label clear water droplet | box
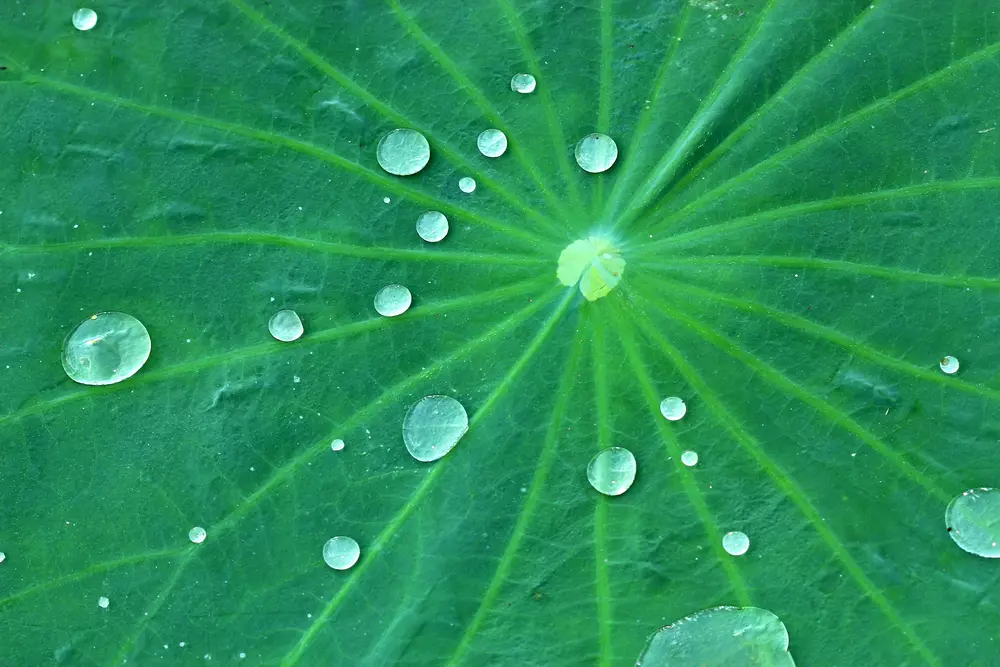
[188,526,207,544]
[946,487,1000,558]
[0,552,5,564]
[322,536,361,570]
[268,309,304,342]
[459,177,477,193]
[660,396,687,421]
[61,312,152,386]
[587,447,637,496]
[939,355,960,374]
[477,129,508,158]
[97,596,109,609]
[374,284,412,317]
[681,450,699,467]
[402,395,469,462]
[510,73,537,94]
[72,8,97,31]
[722,531,750,556]
[331,438,345,452]
[376,129,430,176]
[574,133,618,173]
[416,211,449,243]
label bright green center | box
[557,237,625,301]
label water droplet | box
[416,211,449,243]
[97,596,110,608]
[188,526,207,544]
[402,395,469,462]
[556,237,625,301]
[477,129,508,158]
[72,8,97,31]
[939,355,960,374]
[331,438,345,452]
[722,531,750,556]
[946,487,1000,558]
[510,73,537,94]
[322,536,361,570]
[681,450,699,467]
[459,177,477,193]
[376,129,430,176]
[61,312,152,386]
[0,552,6,564]
[268,309,304,342]
[587,447,637,496]
[574,133,618,173]
[659,396,687,421]
[374,284,412,317]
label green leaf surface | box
[1,0,998,665]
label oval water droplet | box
[681,450,699,467]
[722,531,750,556]
[323,536,361,570]
[0,552,5,564]
[939,355,960,374]
[459,177,476,193]
[510,73,537,94]
[574,133,618,173]
[376,129,430,176]
[374,284,412,317]
[477,129,508,158]
[268,309,304,342]
[587,447,637,496]
[188,526,207,544]
[660,396,687,421]
[416,211,449,243]
[402,395,469,462]
[946,487,1000,558]
[331,438,345,452]
[97,596,110,609]
[72,8,98,31]
[61,312,152,386]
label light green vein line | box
[1,232,549,266]
[629,313,944,667]
[610,302,753,606]
[280,288,575,666]
[224,0,557,231]
[443,319,584,667]
[385,0,574,229]
[632,178,1000,253]
[589,310,614,667]
[18,74,545,248]
[594,0,613,212]
[0,275,552,427]
[644,38,1000,235]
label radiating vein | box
[594,0,614,211]
[589,310,614,667]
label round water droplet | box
[659,396,687,421]
[322,536,361,570]
[97,596,109,609]
[72,8,98,31]
[939,355,960,374]
[946,487,1000,558]
[268,309,304,342]
[0,552,6,564]
[723,531,750,556]
[510,73,537,94]
[188,526,207,544]
[331,438,345,452]
[374,284,412,317]
[574,133,618,173]
[61,312,152,386]
[681,450,699,467]
[477,129,508,158]
[587,447,637,496]
[459,177,477,193]
[416,211,449,243]
[376,129,430,176]
[402,395,469,462]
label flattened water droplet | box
[323,536,361,570]
[459,177,477,193]
[939,355,960,374]
[331,438,345,452]
[416,211,449,243]
[61,312,151,386]
[97,596,110,609]
[402,395,469,462]
[660,396,687,421]
[587,447,637,496]
[946,487,1000,558]
[374,284,412,317]
[722,531,750,556]
[556,237,625,301]
[681,450,699,467]
[188,526,207,544]
[574,133,618,173]
[376,129,430,176]
[268,309,304,342]
[510,73,537,93]
[72,8,98,31]
[477,129,508,158]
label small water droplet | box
[681,450,699,467]
[72,8,97,31]
[268,309,304,342]
[459,177,477,193]
[61,312,151,386]
[402,395,469,462]
[416,211,449,243]
[574,133,618,173]
[376,129,430,176]
[477,129,508,158]
[0,552,5,564]
[946,487,1000,558]
[587,447,637,496]
[374,284,412,317]
[239,653,246,660]
[510,73,537,93]
[659,396,687,421]
[383,196,391,204]
[722,531,750,556]
[939,355,960,374]
[188,526,207,544]
[98,596,110,608]
[331,438,345,452]
[322,536,361,570]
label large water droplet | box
[268,309,304,342]
[402,395,469,462]
[574,133,618,173]
[61,312,152,386]
[587,447,637,496]
[556,237,625,301]
[459,177,477,193]
[97,596,110,609]
[376,129,430,176]
[477,129,508,158]
[416,211,449,243]
[374,284,412,317]
[659,396,687,421]
[946,487,1000,558]
[939,355,960,374]
[188,526,207,544]
[323,536,361,570]
[722,531,750,556]
[681,450,699,467]
[72,8,98,31]
[510,73,537,94]
[331,438,345,452]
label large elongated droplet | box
[587,447,637,496]
[376,129,430,176]
[402,395,469,462]
[946,488,1000,558]
[61,312,152,386]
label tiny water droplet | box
[510,73,537,93]
[322,536,361,570]
[587,447,637,496]
[402,395,469,462]
[681,450,699,467]
[0,552,6,564]
[188,526,207,544]
[374,284,412,317]
[574,133,618,173]
[722,531,750,556]
[939,355,960,374]
[268,309,304,342]
[72,8,98,31]
[660,396,687,421]
[459,177,477,193]
[97,596,110,608]
[61,312,151,386]
[477,129,508,158]
[376,129,430,176]
[416,211,449,243]
[946,487,1000,558]
[331,438,345,452]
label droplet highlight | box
[946,487,1000,558]
[416,211,449,243]
[323,536,361,570]
[374,284,412,317]
[376,129,430,176]
[61,312,152,386]
[574,133,618,173]
[659,396,687,421]
[459,177,476,193]
[722,531,750,556]
[939,355,960,374]
[681,450,699,467]
[331,438,345,452]
[510,73,537,94]
[97,596,110,609]
[477,129,508,158]
[587,447,637,496]
[72,8,98,31]
[402,395,469,462]
[188,526,207,544]
[268,309,304,342]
